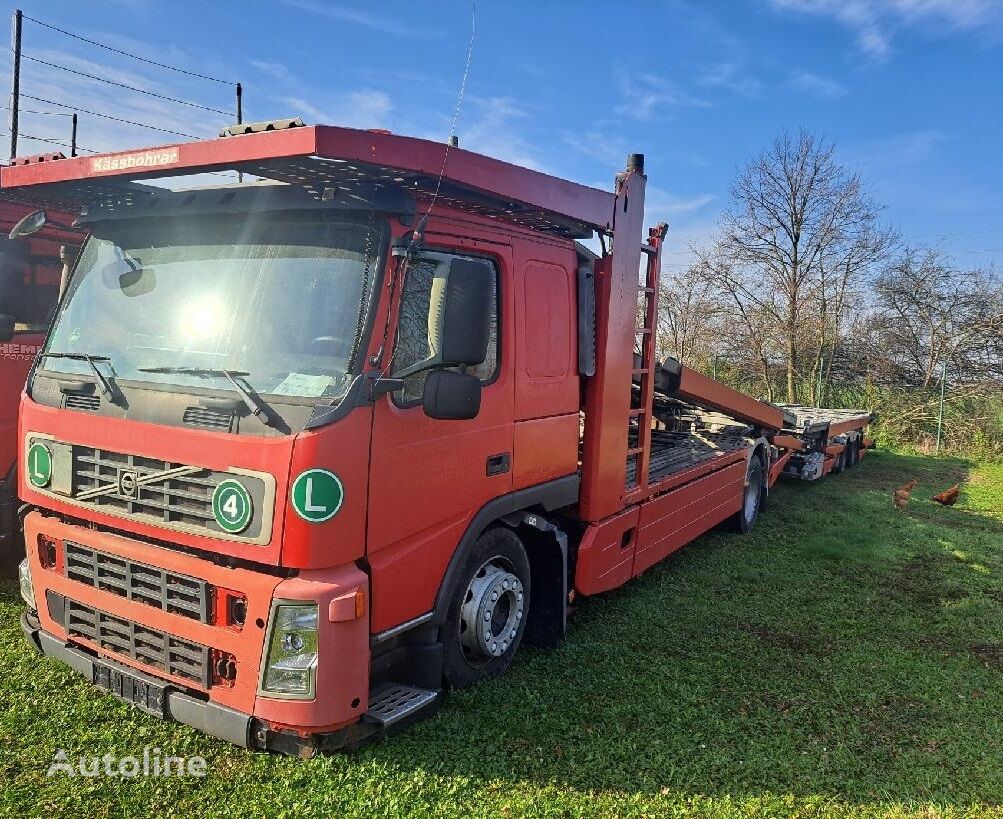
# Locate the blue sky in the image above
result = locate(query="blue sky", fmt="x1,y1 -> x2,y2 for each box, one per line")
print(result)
6,0 -> 1003,269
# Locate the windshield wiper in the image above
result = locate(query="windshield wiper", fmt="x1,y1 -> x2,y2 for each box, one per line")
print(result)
136,366 -> 281,428
41,352 -> 125,407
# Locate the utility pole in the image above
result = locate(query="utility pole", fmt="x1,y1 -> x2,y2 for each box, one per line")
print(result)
70,112 -> 77,157
9,9 -> 23,159
236,82 -> 243,183
935,358 -> 947,455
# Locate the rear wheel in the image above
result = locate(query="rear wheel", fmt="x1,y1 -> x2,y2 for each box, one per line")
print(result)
441,527 -> 530,690
845,439 -> 858,469
732,456 -> 765,534
831,446 -> 846,474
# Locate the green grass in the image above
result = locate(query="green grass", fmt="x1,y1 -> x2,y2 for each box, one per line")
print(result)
2,452 -> 1002,818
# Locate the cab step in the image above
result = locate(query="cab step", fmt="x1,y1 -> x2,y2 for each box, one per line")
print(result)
364,683 -> 440,729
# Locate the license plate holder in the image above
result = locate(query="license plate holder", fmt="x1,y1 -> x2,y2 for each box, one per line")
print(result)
93,660 -> 168,718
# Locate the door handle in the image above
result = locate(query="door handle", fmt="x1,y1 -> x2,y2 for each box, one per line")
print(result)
486,453 -> 510,476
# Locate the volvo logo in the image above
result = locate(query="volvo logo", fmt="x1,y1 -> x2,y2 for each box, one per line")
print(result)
118,469 -> 138,498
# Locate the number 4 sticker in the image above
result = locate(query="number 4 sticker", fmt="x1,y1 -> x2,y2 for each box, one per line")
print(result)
291,469 -> 344,523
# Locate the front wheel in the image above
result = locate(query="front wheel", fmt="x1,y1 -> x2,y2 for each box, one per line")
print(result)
441,527 -> 531,690
732,456 -> 765,534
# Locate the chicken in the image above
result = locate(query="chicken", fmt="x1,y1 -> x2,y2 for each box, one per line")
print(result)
932,484 -> 960,506
893,479 -> 918,511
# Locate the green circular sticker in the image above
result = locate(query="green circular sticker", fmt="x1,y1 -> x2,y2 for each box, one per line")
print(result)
211,479 -> 253,534
27,442 -> 52,488
291,469 -> 344,523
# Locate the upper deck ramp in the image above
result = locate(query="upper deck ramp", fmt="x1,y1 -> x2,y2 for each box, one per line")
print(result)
0,122 -> 614,239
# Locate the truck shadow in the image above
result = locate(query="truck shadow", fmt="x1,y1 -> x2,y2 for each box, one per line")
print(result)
364,452 -> 1003,808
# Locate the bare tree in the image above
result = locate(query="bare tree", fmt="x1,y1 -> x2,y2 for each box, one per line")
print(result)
871,247 -> 1003,387
704,129 -> 892,402
656,266 -> 722,367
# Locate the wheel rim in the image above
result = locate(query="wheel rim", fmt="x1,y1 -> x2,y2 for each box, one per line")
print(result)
458,559 -> 524,666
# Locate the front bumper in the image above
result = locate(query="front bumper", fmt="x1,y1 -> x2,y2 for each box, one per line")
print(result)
21,510 -> 374,754
22,609 -> 382,755
22,608 -> 251,746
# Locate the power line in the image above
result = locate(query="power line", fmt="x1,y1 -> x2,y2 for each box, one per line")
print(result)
20,53 -> 232,116
1,104 -> 72,116
19,132 -> 98,154
22,94 -> 200,139
22,14 -> 234,85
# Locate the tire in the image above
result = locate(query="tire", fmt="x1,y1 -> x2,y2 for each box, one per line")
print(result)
846,439 -> 858,469
831,446 -> 846,474
732,456 -> 765,534
441,527 -> 531,690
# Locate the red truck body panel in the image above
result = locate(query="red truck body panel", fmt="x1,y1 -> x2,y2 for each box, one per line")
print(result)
579,170 -> 647,522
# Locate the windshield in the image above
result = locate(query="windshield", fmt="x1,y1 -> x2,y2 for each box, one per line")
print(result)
39,211 -> 386,401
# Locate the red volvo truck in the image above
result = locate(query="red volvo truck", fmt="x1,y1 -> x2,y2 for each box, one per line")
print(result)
6,122 -> 872,755
0,200 -> 79,559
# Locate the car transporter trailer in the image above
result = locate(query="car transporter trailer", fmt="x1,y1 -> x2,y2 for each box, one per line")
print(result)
4,121 -> 873,754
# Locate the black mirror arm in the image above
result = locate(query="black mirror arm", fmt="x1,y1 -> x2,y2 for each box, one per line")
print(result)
368,374 -> 405,400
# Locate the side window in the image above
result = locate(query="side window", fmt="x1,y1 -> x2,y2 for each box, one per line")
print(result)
0,239 -> 60,334
392,253 -> 499,405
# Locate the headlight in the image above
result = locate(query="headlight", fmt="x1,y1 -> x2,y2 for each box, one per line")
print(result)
260,603 -> 318,697
18,559 -> 35,610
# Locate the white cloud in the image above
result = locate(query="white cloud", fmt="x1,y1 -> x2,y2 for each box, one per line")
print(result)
699,63 -> 762,97
645,188 -> 716,216
250,60 -> 296,85
563,130 -> 629,169
615,71 -> 710,122
643,186 -> 717,259
453,97 -> 545,171
844,128 -> 949,169
279,0 -> 428,37
768,0 -> 1003,60
790,70 -> 848,98
277,90 -> 393,130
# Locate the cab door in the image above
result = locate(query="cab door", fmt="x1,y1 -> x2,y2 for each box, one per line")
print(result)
365,241 -> 514,633
0,238 -> 61,481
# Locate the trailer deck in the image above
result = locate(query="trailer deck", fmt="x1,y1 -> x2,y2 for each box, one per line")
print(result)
626,428 -> 752,488
780,405 -> 876,438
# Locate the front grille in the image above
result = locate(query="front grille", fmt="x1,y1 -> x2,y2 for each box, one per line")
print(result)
65,599 -> 212,687
64,445 -> 264,539
182,406 -> 233,431
65,542 -> 212,623
65,394 -> 100,412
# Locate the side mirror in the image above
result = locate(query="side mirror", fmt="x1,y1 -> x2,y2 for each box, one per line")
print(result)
422,369 -> 481,420
427,257 -> 492,369
0,314 -> 14,343
8,209 -> 47,240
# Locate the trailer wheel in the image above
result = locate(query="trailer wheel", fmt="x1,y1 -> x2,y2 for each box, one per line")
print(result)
832,447 -> 846,474
733,457 -> 765,534
441,527 -> 530,690
845,439 -> 858,469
